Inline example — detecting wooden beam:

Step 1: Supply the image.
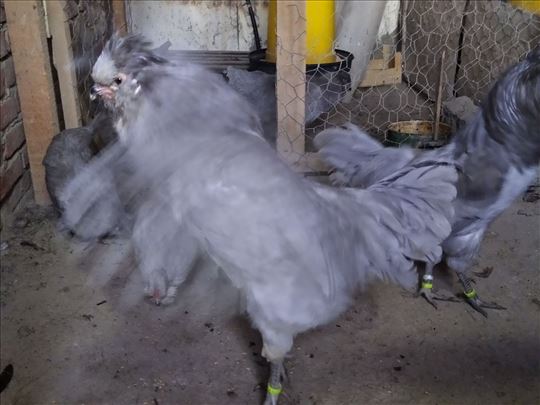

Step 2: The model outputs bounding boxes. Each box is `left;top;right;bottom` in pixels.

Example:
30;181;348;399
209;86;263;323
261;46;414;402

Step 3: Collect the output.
292;152;328;173
47;0;82;129
275;0;306;167
112;0;127;35
5;0;60;205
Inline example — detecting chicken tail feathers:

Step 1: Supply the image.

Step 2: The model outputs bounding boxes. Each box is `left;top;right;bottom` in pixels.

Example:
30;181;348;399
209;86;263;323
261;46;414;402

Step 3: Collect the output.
314;124;416;187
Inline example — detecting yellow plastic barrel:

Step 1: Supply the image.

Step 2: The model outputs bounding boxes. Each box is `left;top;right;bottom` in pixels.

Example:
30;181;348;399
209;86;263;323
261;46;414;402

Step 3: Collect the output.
266;0;336;65
509;0;540;13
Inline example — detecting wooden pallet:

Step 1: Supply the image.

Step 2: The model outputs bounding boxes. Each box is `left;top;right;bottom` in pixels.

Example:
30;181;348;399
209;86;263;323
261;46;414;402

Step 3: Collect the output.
359;45;402;88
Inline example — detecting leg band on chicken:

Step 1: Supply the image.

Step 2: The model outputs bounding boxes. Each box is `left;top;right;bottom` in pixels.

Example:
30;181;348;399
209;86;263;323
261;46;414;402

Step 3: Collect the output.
457;273;506;317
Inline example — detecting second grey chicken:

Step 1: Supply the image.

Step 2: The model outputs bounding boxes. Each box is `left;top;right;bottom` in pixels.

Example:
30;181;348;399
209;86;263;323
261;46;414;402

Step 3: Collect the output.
315;46;540;316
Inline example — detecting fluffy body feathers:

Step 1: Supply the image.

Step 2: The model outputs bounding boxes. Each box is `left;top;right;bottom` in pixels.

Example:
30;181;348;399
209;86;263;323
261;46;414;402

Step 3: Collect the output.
315;47;540;283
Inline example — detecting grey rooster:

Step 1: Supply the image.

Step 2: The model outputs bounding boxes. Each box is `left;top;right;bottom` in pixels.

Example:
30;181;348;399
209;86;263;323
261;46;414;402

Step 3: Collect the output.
60;34;458;404
315;47;540;316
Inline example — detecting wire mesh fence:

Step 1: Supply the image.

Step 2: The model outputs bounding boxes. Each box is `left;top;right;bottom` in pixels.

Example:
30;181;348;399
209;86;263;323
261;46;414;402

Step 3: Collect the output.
272;0;539;170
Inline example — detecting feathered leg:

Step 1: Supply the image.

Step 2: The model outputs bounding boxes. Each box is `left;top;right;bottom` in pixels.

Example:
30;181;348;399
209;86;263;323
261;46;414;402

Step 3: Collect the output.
257;328;292;405
134;199;199;306
159;232;199;306
456;273;506;317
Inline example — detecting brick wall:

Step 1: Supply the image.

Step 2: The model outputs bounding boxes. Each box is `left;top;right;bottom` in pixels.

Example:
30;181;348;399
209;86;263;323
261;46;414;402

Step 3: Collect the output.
0;0;33;229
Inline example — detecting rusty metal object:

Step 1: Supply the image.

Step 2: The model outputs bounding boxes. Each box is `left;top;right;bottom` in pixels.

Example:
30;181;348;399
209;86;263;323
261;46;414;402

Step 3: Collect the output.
385;120;451;149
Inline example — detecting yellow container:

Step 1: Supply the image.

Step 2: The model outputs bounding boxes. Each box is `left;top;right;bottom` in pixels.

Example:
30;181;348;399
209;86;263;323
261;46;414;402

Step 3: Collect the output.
509;0;540;13
266;0;336;65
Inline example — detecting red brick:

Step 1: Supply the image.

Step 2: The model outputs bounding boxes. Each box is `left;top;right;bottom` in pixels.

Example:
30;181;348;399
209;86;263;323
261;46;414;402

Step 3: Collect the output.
11;169;32;204
0;170;32;227
0;29;9;59
2;121;25;160
0;151;25;201
0;91;20;130
3;56;15;88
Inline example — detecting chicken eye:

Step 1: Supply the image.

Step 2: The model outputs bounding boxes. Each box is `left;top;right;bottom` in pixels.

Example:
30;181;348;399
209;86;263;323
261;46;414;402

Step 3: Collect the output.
113;77;122;85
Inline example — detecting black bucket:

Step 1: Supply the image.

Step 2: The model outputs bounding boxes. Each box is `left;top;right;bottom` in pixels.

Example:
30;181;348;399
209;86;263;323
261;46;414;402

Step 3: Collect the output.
248;48;354;76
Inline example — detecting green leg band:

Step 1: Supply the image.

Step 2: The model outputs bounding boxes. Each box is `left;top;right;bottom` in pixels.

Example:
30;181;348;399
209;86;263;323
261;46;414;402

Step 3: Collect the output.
464;289;477;299
267;384;282;396
422;274;433;290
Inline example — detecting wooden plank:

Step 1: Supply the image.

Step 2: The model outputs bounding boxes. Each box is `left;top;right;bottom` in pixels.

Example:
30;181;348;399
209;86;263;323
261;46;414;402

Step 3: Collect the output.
292;152;329;173
47;0;82;129
5;0;59;204
112;0;127;35
275;0;306;166
359;52;402;87
365;45;394;70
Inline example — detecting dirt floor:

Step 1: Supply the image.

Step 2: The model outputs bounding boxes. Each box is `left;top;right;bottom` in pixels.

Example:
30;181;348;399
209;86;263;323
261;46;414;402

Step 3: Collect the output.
1;194;539;405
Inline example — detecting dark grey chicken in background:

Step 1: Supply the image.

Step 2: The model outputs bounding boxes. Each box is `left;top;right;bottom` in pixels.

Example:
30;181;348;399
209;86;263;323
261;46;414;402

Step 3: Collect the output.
223;66;350;145
223;67;278;144
315;46;540;316
42;112;126;240
59;34;458;404
154;44;348;146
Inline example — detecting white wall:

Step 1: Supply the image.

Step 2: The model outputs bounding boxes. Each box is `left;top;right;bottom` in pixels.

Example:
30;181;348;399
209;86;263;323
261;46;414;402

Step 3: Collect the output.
126;0;269;51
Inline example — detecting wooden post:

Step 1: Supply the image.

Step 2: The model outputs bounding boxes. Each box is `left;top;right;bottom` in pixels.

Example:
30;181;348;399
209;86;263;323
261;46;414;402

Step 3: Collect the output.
112;0;128;35
5;0;60;204
434;49;446;141
48;0;82;129
275;1;306;167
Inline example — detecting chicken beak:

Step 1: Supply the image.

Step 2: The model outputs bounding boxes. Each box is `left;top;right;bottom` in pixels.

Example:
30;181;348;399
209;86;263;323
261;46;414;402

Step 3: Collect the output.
90;84;115;101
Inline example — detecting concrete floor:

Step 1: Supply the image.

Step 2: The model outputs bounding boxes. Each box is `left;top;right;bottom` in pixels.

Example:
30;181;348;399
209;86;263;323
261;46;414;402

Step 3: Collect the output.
1;196;539;405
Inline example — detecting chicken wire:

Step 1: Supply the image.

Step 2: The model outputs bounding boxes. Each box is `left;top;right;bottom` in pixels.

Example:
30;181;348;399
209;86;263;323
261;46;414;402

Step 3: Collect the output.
63;0;538;169
274;0;539;170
